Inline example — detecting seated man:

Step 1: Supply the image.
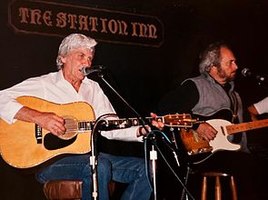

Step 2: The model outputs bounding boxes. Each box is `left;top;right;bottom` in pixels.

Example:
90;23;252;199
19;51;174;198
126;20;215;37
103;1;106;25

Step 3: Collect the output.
158;41;263;199
0;33;153;200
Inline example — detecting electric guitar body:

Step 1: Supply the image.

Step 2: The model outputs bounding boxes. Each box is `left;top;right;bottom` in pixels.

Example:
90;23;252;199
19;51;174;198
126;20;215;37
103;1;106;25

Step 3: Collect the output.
180;109;268;163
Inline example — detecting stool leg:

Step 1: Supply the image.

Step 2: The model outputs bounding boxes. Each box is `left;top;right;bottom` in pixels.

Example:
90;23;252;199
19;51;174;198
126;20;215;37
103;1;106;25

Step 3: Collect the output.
201;176;207;200
230;176;237;200
215;176;221;200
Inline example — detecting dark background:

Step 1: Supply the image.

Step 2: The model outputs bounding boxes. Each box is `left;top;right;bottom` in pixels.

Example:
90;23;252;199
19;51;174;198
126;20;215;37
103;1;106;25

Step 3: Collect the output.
1;0;268;199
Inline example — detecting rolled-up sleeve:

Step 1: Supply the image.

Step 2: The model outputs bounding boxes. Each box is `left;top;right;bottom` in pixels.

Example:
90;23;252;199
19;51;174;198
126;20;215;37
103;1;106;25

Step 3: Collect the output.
0;96;23;124
101;126;143;142
254;97;268;115
0;77;44;124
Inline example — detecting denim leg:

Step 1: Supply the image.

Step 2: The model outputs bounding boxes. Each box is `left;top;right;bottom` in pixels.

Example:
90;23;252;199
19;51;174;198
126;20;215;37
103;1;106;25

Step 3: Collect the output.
97;154;112;200
99;153;152;200
36;154;92;200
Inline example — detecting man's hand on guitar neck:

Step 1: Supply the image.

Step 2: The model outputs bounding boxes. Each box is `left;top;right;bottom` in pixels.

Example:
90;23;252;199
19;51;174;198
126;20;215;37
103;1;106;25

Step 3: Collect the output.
195;122;217;141
150;112;165;129
248;104;259;121
15;106;66;136
136;113;165;137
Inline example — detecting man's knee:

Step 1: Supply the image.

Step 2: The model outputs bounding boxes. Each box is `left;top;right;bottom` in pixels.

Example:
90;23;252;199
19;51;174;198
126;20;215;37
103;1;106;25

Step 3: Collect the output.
97;156;112;179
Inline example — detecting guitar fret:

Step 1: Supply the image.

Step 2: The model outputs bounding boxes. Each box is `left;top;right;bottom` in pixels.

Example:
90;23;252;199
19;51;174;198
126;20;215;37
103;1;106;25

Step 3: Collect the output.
131;118;140;126
226;119;268;135
108;118;139;129
78;121;91;131
124;118;142;126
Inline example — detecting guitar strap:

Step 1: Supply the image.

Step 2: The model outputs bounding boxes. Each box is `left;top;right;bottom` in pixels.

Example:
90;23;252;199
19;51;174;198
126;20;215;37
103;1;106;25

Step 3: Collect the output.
229;91;238;123
225;84;249;151
222;83;238;123
227;85;243;142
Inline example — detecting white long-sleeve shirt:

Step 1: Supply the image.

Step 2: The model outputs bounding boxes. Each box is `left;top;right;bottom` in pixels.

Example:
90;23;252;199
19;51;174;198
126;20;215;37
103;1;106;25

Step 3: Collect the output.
254;96;268;115
0;70;142;142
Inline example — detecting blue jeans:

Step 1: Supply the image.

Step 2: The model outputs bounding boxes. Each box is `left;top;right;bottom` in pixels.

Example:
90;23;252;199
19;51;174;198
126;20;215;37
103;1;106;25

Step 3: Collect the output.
36;153;152;200
98;153;152;200
36;154;93;200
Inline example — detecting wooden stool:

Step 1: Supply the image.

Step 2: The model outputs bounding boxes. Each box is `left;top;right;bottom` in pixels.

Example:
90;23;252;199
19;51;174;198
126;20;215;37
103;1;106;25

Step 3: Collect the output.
43;180;120;200
201;172;237;200
43;180;82;200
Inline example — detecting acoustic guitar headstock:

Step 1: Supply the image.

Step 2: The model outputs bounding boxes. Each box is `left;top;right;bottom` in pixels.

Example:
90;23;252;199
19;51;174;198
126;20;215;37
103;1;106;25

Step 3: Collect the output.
162;113;198;128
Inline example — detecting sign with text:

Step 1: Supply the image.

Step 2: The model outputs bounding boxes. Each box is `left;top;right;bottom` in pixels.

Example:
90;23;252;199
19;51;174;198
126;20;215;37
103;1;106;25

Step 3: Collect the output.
8;0;164;47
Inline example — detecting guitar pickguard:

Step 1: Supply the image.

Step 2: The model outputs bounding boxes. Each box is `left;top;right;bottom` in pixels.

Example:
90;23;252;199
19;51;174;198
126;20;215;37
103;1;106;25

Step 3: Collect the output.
44;133;77;150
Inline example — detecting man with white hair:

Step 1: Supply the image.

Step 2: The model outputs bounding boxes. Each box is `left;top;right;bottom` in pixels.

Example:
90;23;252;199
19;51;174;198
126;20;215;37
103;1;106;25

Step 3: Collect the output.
0;33;152;200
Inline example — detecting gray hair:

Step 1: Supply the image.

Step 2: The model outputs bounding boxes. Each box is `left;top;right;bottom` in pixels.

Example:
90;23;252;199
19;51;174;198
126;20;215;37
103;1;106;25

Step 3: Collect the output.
56;33;97;69
199;41;229;74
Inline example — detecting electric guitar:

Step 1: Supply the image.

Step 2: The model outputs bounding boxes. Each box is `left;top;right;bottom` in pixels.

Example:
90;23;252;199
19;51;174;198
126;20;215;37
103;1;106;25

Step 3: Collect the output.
0;96;195;169
180;114;268;156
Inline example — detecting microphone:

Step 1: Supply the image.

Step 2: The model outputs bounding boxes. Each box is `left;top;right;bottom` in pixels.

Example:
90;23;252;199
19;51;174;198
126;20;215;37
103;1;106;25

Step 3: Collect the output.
80;65;105;76
241;68;266;82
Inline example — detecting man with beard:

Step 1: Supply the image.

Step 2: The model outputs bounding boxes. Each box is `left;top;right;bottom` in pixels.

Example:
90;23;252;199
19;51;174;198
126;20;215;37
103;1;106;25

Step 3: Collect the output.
158;41;263;199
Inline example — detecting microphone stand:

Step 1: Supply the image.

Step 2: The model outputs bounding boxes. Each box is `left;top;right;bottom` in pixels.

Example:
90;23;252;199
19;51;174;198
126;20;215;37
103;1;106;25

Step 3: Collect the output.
95;71;158;200
148;134;158;200
90;117;105;200
90;124;99;200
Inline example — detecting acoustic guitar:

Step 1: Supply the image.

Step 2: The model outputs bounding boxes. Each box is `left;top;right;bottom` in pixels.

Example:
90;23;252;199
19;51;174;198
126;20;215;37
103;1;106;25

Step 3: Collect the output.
0;96;195;168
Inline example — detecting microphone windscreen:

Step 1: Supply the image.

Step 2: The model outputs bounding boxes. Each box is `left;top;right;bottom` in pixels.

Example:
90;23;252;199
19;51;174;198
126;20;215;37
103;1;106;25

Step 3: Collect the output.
241;68;251;77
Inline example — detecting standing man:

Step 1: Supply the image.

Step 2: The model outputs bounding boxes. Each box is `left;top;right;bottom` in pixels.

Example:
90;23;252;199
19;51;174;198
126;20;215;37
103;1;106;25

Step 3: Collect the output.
158;41;262;199
0;33;152;200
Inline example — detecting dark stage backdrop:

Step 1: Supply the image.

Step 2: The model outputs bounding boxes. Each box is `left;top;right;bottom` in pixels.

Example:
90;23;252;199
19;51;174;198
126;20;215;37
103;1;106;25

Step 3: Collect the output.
1;0;268;199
